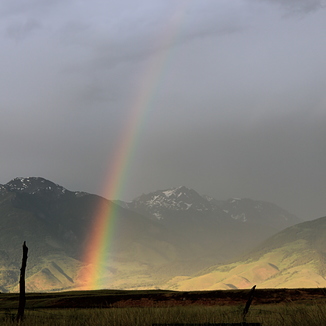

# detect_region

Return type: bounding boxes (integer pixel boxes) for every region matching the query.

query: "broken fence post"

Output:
[242,285,256,323]
[17,241,28,322]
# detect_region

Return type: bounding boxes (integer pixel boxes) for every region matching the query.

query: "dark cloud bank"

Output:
[0,0,326,220]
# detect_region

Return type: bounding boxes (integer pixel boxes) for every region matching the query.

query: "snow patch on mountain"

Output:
[231,213,247,222]
[4,177,71,199]
[162,189,175,198]
[126,188,300,228]
[127,186,216,220]
[216,197,300,226]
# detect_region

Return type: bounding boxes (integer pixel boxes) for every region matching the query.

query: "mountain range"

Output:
[167,215,326,290]
[1,176,321,292]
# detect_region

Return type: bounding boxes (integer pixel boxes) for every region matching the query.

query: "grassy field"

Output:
[0,289,325,325]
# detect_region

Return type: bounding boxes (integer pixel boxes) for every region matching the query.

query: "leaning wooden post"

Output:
[17,241,28,322]
[242,285,256,323]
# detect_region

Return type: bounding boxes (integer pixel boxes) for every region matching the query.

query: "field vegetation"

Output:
[0,289,325,325]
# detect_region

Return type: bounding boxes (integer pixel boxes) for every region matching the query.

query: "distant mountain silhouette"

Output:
[0,177,301,292]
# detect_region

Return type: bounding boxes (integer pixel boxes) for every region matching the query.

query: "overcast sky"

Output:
[1,0,326,220]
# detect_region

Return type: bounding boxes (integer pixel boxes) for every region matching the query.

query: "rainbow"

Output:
[80,2,188,289]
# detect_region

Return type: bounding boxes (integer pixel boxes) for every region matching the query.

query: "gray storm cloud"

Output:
[262,0,326,13]
[0,0,326,220]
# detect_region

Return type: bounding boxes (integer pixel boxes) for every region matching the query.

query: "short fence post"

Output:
[242,285,256,323]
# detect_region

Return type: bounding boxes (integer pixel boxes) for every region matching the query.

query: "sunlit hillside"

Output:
[166,216,326,290]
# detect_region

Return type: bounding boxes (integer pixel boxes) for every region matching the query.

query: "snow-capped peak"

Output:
[128,186,214,220]
[5,177,68,197]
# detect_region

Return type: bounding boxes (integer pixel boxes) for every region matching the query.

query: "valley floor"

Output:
[1,289,326,326]
[1,288,325,309]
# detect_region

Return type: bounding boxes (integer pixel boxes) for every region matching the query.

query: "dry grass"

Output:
[1,289,325,325]
[1,303,326,326]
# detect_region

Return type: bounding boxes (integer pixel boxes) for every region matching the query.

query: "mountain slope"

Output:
[0,177,177,291]
[127,186,217,219]
[126,187,300,229]
[166,216,326,290]
[0,178,302,292]
[124,186,301,264]
[211,197,300,229]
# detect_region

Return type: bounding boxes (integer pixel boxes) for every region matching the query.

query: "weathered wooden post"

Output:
[17,241,28,322]
[242,285,256,323]
[153,285,261,326]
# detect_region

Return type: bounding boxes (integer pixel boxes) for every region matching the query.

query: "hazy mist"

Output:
[1,0,326,220]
